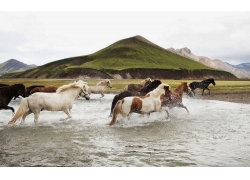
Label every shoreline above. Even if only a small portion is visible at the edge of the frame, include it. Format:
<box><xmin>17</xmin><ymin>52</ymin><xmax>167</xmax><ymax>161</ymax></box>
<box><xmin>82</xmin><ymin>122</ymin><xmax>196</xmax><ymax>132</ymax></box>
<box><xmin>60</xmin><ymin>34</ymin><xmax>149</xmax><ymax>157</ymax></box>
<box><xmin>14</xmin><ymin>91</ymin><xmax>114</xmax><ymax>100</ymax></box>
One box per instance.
<box><xmin>187</xmin><ymin>91</ymin><xmax>250</xmax><ymax>104</ymax></box>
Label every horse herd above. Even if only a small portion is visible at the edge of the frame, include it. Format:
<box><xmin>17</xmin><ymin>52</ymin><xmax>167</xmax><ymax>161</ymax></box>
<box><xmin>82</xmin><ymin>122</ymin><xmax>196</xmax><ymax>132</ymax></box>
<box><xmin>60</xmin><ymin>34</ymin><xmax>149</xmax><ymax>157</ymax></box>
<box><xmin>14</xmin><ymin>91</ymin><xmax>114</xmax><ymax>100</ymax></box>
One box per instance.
<box><xmin>0</xmin><ymin>78</ymin><xmax>216</xmax><ymax>126</ymax></box>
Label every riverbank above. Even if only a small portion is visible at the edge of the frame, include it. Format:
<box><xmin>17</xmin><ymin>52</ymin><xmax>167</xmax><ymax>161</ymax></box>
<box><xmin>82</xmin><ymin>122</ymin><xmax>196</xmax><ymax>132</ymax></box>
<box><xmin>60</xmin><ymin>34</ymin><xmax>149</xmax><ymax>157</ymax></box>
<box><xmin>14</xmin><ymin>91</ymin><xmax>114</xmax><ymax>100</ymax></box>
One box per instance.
<box><xmin>190</xmin><ymin>91</ymin><xmax>250</xmax><ymax>104</ymax></box>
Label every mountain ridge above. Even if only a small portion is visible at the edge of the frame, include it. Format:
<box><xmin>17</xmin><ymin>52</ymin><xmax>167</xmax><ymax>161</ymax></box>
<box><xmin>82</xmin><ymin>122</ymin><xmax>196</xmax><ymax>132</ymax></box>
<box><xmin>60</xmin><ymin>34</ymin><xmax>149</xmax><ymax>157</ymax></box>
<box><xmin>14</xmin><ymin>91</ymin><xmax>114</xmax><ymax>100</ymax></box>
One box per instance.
<box><xmin>1</xmin><ymin>36</ymin><xmax>237</xmax><ymax>79</ymax></box>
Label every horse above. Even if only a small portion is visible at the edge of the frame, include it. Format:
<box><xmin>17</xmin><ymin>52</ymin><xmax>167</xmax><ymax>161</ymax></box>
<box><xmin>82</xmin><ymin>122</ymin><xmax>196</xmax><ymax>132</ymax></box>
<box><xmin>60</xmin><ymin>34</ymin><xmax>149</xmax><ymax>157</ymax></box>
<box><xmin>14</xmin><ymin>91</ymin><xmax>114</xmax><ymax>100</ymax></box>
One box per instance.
<box><xmin>8</xmin><ymin>80</ymin><xmax>90</xmax><ymax>125</ymax></box>
<box><xmin>88</xmin><ymin>79</ymin><xmax>112</xmax><ymax>97</ymax></box>
<box><xmin>109</xmin><ymin>80</ymin><xmax>162</xmax><ymax>117</ymax></box>
<box><xmin>0</xmin><ymin>83</ymin><xmax>9</xmax><ymax>87</ymax></box>
<box><xmin>30</xmin><ymin>86</ymin><xmax>58</xmax><ymax>95</ymax></box>
<box><xmin>124</xmin><ymin>77</ymin><xmax>152</xmax><ymax>91</ymax></box>
<box><xmin>162</xmin><ymin>82</ymin><xmax>194</xmax><ymax>113</ymax></box>
<box><xmin>0</xmin><ymin>84</ymin><xmax>26</xmax><ymax>114</ymax></box>
<box><xmin>25</xmin><ymin>85</ymin><xmax>45</xmax><ymax>96</ymax></box>
<box><xmin>189</xmin><ymin>78</ymin><xmax>216</xmax><ymax>95</ymax></box>
<box><xmin>109</xmin><ymin>83</ymin><xmax>171</xmax><ymax>126</ymax></box>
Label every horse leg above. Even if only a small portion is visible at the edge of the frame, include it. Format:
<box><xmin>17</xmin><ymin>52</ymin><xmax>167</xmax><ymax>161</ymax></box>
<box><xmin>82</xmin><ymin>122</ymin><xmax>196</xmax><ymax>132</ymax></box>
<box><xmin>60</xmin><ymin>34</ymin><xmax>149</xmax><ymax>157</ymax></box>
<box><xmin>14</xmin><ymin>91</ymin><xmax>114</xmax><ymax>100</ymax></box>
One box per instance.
<box><xmin>100</xmin><ymin>92</ymin><xmax>104</xmax><ymax>98</ymax></box>
<box><xmin>21</xmin><ymin>110</ymin><xmax>32</xmax><ymax>124</ymax></box>
<box><xmin>178</xmin><ymin>103</ymin><xmax>189</xmax><ymax>113</ymax></box>
<box><xmin>63</xmin><ymin>109</ymin><xmax>72</xmax><ymax>121</ymax></box>
<box><xmin>4</xmin><ymin>106</ymin><xmax>15</xmax><ymax>115</ymax></box>
<box><xmin>207</xmin><ymin>87</ymin><xmax>210</xmax><ymax>94</ymax></box>
<box><xmin>34</xmin><ymin>112</ymin><xmax>40</xmax><ymax>124</ymax></box>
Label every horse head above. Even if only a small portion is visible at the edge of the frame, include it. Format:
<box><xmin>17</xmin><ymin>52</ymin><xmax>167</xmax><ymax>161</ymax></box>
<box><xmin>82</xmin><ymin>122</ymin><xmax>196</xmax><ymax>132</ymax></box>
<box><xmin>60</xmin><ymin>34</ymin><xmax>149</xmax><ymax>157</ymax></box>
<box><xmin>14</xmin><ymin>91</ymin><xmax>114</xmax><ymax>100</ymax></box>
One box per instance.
<box><xmin>80</xmin><ymin>84</ymin><xmax>90</xmax><ymax>100</ymax></box>
<box><xmin>16</xmin><ymin>84</ymin><xmax>26</xmax><ymax>97</ymax></box>
<box><xmin>182</xmin><ymin>82</ymin><xmax>194</xmax><ymax>97</ymax></box>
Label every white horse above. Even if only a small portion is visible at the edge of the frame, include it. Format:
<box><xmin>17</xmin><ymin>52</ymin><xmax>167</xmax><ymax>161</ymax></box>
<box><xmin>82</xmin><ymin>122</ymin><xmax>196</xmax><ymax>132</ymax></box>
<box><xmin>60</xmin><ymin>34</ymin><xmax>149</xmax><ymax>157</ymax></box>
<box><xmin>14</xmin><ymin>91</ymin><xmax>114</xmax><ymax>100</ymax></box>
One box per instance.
<box><xmin>8</xmin><ymin>80</ymin><xmax>90</xmax><ymax>125</ymax></box>
<box><xmin>109</xmin><ymin>83</ymin><xmax>170</xmax><ymax>126</ymax></box>
<box><xmin>88</xmin><ymin>79</ymin><xmax>112</xmax><ymax>97</ymax></box>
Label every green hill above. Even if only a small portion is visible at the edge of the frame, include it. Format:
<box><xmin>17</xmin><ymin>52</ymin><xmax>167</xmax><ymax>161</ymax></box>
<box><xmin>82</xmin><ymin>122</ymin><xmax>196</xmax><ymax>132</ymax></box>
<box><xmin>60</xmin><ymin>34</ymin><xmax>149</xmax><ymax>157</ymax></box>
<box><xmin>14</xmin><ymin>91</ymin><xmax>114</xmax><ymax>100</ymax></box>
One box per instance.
<box><xmin>1</xmin><ymin>35</ymin><xmax>237</xmax><ymax>79</ymax></box>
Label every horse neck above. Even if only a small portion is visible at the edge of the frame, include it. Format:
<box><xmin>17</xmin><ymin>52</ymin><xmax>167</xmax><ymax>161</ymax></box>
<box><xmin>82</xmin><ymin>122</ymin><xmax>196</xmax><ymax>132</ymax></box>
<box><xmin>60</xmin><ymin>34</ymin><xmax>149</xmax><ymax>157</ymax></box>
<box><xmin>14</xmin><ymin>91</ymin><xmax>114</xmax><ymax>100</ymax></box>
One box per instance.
<box><xmin>60</xmin><ymin>87</ymin><xmax>81</xmax><ymax>100</ymax></box>
<box><xmin>173</xmin><ymin>85</ymin><xmax>184</xmax><ymax>96</ymax></box>
<box><xmin>2</xmin><ymin>86</ymin><xmax>19</xmax><ymax>100</ymax></box>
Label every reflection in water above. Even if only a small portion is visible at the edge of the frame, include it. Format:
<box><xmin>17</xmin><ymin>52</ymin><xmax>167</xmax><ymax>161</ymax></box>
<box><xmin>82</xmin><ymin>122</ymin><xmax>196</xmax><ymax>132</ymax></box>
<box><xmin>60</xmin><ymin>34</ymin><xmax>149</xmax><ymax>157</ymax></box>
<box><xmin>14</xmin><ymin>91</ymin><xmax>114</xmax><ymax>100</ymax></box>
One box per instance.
<box><xmin>0</xmin><ymin>94</ymin><xmax>250</xmax><ymax>166</ymax></box>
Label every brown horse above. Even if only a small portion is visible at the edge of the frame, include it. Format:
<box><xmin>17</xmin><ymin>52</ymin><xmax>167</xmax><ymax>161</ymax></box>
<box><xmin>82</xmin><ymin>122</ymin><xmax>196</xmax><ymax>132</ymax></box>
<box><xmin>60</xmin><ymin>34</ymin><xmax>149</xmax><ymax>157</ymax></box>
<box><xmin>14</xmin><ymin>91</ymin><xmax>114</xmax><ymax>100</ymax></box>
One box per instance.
<box><xmin>124</xmin><ymin>78</ymin><xmax>152</xmax><ymax>92</ymax></box>
<box><xmin>0</xmin><ymin>84</ymin><xmax>26</xmax><ymax>114</ymax></box>
<box><xmin>30</xmin><ymin>86</ymin><xmax>58</xmax><ymax>94</ymax></box>
<box><xmin>162</xmin><ymin>82</ymin><xmax>194</xmax><ymax>113</ymax></box>
<box><xmin>26</xmin><ymin>85</ymin><xmax>45</xmax><ymax>96</ymax></box>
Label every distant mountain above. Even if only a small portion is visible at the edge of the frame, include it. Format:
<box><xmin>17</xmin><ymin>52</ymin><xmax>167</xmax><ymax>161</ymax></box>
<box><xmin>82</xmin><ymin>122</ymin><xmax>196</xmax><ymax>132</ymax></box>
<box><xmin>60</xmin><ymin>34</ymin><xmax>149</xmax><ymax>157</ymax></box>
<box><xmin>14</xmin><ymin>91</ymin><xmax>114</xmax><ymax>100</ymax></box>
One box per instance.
<box><xmin>231</xmin><ymin>63</ymin><xmax>250</xmax><ymax>72</ymax></box>
<box><xmin>167</xmin><ymin>47</ymin><xmax>250</xmax><ymax>79</ymax></box>
<box><xmin>1</xmin><ymin>36</ymin><xmax>236</xmax><ymax>79</ymax></box>
<box><xmin>0</xmin><ymin>59</ymin><xmax>37</xmax><ymax>76</ymax></box>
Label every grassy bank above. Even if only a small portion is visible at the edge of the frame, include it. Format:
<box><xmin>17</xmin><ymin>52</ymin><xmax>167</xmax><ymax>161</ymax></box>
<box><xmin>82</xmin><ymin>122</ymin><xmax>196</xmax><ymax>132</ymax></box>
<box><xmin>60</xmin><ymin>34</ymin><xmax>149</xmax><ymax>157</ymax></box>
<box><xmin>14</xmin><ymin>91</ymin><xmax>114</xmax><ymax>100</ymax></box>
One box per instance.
<box><xmin>1</xmin><ymin>78</ymin><xmax>250</xmax><ymax>94</ymax></box>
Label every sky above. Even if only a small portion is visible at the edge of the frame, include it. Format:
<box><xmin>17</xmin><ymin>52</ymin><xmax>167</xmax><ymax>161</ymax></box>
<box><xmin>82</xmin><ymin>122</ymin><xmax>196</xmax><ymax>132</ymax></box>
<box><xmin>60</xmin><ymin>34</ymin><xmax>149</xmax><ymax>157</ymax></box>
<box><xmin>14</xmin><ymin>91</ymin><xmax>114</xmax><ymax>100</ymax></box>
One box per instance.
<box><xmin>0</xmin><ymin>1</ymin><xmax>250</xmax><ymax>66</ymax></box>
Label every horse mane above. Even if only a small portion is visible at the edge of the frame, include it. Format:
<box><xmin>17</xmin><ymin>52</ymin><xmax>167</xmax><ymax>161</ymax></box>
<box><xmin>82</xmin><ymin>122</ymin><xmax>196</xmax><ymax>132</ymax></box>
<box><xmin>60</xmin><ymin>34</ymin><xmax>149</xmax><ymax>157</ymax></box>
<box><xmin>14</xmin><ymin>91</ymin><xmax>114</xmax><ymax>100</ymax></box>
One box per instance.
<box><xmin>96</xmin><ymin>79</ymin><xmax>110</xmax><ymax>86</ymax></box>
<box><xmin>56</xmin><ymin>80</ymin><xmax>86</xmax><ymax>93</ymax></box>
<box><xmin>140</xmin><ymin>77</ymin><xmax>152</xmax><ymax>86</ymax></box>
<box><xmin>148</xmin><ymin>83</ymin><xmax>170</xmax><ymax>97</ymax></box>
<box><xmin>139</xmin><ymin>80</ymin><xmax>162</xmax><ymax>93</ymax></box>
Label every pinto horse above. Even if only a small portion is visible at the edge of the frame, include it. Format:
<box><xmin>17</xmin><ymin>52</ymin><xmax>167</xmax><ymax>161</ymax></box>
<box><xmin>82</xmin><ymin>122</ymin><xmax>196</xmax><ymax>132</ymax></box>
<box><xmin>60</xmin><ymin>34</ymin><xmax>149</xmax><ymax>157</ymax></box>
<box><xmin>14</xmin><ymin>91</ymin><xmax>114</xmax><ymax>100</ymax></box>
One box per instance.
<box><xmin>30</xmin><ymin>86</ymin><xmax>58</xmax><ymax>95</ymax></box>
<box><xmin>189</xmin><ymin>78</ymin><xmax>216</xmax><ymax>95</ymax></box>
<box><xmin>0</xmin><ymin>84</ymin><xmax>26</xmax><ymax>114</ymax></box>
<box><xmin>109</xmin><ymin>80</ymin><xmax>162</xmax><ymax>117</ymax></box>
<box><xmin>8</xmin><ymin>80</ymin><xmax>90</xmax><ymax>125</ymax></box>
<box><xmin>162</xmin><ymin>82</ymin><xmax>193</xmax><ymax>113</ymax></box>
<box><xmin>88</xmin><ymin>79</ymin><xmax>112</xmax><ymax>98</ymax></box>
<box><xmin>124</xmin><ymin>78</ymin><xmax>152</xmax><ymax>92</ymax></box>
<box><xmin>109</xmin><ymin>83</ymin><xmax>171</xmax><ymax>126</ymax></box>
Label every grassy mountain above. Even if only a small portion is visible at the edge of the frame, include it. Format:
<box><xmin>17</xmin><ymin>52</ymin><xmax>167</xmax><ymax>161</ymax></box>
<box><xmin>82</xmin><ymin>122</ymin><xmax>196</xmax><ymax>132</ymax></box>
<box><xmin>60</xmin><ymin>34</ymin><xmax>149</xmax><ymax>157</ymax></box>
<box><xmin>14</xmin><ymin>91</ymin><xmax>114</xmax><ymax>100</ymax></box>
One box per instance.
<box><xmin>1</xmin><ymin>36</ymin><xmax>236</xmax><ymax>79</ymax></box>
<box><xmin>0</xmin><ymin>59</ymin><xmax>37</xmax><ymax>76</ymax></box>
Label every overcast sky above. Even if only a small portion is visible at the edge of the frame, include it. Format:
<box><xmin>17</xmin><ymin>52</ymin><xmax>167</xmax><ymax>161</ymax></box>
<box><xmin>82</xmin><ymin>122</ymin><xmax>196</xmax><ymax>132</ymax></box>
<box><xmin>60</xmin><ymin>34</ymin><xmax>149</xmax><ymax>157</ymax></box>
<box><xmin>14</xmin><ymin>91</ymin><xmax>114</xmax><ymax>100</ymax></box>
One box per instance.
<box><xmin>0</xmin><ymin>2</ymin><xmax>250</xmax><ymax>66</ymax></box>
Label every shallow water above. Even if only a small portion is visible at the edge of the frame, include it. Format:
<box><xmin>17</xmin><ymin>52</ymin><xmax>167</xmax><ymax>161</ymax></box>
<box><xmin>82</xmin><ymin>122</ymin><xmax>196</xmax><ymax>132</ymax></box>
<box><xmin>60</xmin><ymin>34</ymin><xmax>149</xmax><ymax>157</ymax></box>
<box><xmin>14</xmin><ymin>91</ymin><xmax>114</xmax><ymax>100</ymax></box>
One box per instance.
<box><xmin>0</xmin><ymin>94</ymin><xmax>250</xmax><ymax>167</ymax></box>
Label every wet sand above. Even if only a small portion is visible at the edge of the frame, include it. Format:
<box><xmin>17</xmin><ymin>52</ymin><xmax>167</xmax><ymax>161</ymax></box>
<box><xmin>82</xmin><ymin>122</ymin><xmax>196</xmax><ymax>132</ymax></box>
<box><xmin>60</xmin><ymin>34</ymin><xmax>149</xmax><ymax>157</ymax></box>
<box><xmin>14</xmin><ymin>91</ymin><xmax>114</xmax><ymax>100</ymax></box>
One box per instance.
<box><xmin>191</xmin><ymin>91</ymin><xmax>250</xmax><ymax>104</ymax></box>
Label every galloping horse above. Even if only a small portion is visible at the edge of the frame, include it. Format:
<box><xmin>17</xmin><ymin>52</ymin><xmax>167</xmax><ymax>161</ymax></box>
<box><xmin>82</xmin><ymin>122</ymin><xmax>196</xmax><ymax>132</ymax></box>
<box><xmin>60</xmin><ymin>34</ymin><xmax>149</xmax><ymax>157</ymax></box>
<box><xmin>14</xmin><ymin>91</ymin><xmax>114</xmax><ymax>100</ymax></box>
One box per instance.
<box><xmin>109</xmin><ymin>80</ymin><xmax>162</xmax><ymax>117</ymax></box>
<box><xmin>109</xmin><ymin>83</ymin><xmax>171</xmax><ymax>126</ymax></box>
<box><xmin>0</xmin><ymin>84</ymin><xmax>26</xmax><ymax>114</ymax></box>
<box><xmin>162</xmin><ymin>82</ymin><xmax>193</xmax><ymax>113</ymax></box>
<box><xmin>88</xmin><ymin>79</ymin><xmax>112</xmax><ymax>97</ymax></box>
<box><xmin>8</xmin><ymin>80</ymin><xmax>90</xmax><ymax>125</ymax></box>
<box><xmin>30</xmin><ymin>86</ymin><xmax>58</xmax><ymax>95</ymax></box>
<box><xmin>124</xmin><ymin>77</ymin><xmax>152</xmax><ymax>92</ymax></box>
<box><xmin>189</xmin><ymin>78</ymin><xmax>216</xmax><ymax>95</ymax></box>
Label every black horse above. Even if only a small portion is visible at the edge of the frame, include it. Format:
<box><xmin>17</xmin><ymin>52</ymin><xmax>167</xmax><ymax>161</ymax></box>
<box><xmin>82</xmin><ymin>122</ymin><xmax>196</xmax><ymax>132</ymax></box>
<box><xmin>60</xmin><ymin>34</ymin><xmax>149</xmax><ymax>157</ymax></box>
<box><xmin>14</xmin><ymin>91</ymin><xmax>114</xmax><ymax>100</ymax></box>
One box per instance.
<box><xmin>0</xmin><ymin>84</ymin><xmax>26</xmax><ymax>114</ymax></box>
<box><xmin>189</xmin><ymin>78</ymin><xmax>216</xmax><ymax>95</ymax></box>
<box><xmin>109</xmin><ymin>80</ymin><xmax>162</xmax><ymax>117</ymax></box>
<box><xmin>26</xmin><ymin>85</ymin><xmax>45</xmax><ymax>96</ymax></box>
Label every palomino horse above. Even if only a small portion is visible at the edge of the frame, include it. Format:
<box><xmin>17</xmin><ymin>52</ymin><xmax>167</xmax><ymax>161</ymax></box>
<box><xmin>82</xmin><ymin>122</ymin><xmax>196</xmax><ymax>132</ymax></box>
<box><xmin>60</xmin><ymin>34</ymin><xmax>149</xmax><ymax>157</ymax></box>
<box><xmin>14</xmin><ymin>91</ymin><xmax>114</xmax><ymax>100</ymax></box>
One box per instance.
<box><xmin>162</xmin><ymin>82</ymin><xmax>194</xmax><ymax>113</ymax></box>
<box><xmin>88</xmin><ymin>79</ymin><xmax>112</xmax><ymax>97</ymax></box>
<box><xmin>8</xmin><ymin>80</ymin><xmax>90</xmax><ymax>125</ymax></box>
<box><xmin>109</xmin><ymin>80</ymin><xmax>162</xmax><ymax>117</ymax></box>
<box><xmin>189</xmin><ymin>78</ymin><xmax>216</xmax><ymax>95</ymax></box>
<box><xmin>123</xmin><ymin>77</ymin><xmax>152</xmax><ymax>92</ymax></box>
<box><xmin>30</xmin><ymin>86</ymin><xmax>58</xmax><ymax>95</ymax></box>
<box><xmin>109</xmin><ymin>83</ymin><xmax>171</xmax><ymax>126</ymax></box>
<box><xmin>0</xmin><ymin>84</ymin><xmax>26</xmax><ymax>114</ymax></box>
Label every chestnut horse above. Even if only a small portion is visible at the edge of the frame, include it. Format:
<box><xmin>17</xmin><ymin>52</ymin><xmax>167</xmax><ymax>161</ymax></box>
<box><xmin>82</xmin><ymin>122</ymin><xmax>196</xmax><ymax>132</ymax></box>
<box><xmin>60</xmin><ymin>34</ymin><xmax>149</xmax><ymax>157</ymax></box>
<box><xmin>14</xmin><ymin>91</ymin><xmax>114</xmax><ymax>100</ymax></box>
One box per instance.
<box><xmin>30</xmin><ymin>86</ymin><xmax>58</xmax><ymax>95</ymax></box>
<box><xmin>109</xmin><ymin>83</ymin><xmax>170</xmax><ymax>126</ymax></box>
<box><xmin>162</xmin><ymin>82</ymin><xmax>194</xmax><ymax>113</ymax></box>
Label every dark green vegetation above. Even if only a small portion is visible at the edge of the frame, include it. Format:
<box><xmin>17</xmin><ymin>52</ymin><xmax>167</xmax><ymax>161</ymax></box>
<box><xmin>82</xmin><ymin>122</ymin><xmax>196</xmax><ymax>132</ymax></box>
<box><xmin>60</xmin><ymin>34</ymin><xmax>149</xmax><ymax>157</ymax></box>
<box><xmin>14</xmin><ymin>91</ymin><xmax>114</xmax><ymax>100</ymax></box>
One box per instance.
<box><xmin>1</xmin><ymin>36</ymin><xmax>236</xmax><ymax>79</ymax></box>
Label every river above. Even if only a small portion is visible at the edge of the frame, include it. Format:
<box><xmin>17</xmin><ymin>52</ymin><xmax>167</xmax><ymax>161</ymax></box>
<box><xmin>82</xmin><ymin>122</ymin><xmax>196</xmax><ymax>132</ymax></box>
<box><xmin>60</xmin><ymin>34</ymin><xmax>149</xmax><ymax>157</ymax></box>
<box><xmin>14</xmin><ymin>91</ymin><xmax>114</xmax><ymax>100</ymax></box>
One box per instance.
<box><xmin>0</xmin><ymin>94</ymin><xmax>249</xmax><ymax>167</ymax></box>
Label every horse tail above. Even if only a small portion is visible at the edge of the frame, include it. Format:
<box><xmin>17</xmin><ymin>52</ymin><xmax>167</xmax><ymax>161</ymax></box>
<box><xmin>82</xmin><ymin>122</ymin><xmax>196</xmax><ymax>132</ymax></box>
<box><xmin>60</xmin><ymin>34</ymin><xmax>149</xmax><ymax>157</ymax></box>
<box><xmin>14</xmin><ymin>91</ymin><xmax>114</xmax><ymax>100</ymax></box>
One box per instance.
<box><xmin>8</xmin><ymin>98</ymin><xmax>29</xmax><ymax>124</ymax></box>
<box><xmin>109</xmin><ymin>99</ymin><xmax>123</xmax><ymax>126</ymax></box>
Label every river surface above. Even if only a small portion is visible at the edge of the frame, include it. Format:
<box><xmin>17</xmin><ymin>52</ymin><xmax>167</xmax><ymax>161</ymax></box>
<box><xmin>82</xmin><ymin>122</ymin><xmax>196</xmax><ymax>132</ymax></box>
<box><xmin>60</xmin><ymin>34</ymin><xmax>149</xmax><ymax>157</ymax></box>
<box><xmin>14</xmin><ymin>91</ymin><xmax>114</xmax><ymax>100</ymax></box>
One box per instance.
<box><xmin>0</xmin><ymin>94</ymin><xmax>250</xmax><ymax>167</ymax></box>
